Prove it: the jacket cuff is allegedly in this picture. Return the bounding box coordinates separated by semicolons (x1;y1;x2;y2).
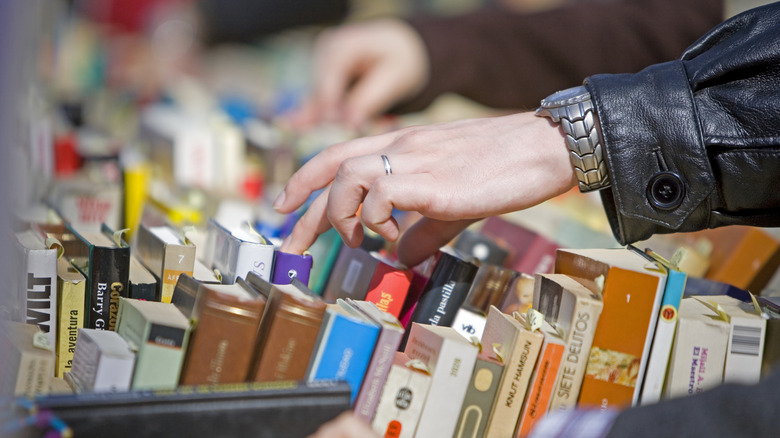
586;60;715;244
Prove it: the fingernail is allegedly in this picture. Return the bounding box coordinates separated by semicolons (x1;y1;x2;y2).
273;190;286;211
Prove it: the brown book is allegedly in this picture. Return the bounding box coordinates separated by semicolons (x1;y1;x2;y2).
179;280;267;385
249;281;327;382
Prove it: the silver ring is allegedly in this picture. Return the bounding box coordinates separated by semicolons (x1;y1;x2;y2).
381;155;392;175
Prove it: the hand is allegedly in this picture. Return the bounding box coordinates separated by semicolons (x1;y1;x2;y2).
307;412;380;438
290;18;429;129
275;112;577;267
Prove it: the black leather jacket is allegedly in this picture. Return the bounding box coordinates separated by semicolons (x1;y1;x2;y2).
587;2;780;245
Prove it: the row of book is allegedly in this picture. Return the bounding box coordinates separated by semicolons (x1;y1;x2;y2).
6;221;780;437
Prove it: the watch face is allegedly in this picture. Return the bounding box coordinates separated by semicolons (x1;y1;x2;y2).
542;85;590;107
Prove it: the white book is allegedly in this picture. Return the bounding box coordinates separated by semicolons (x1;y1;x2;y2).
204;219;275;284
15;228;59;350
403;323;479;438
697;295;766;385
68;328;135;393
663;298;729;399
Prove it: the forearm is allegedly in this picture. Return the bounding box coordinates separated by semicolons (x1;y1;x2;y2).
589;2;780;244
396;0;722;112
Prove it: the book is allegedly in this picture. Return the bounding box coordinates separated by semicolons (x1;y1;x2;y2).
0;321;55;397
532;273;603;411
14;227;59;350
67;328;135;393
67;223;131;331
115;298;191;390
453;228;510;266
170;273;208;320
554;247;667;408
698;226;780;292
453;351;504;438
402;247;479;348
515;317;566;438
55;257;86;378
697;294;766;385
756;296;780;377
323;246;412;318
498;272;535;316
662;298;729;399
452;264;519;340
272;250;313;286
341;299;405;423
403;323;480;438
127;255;158;301
249;281;327;382
307;228;343;296
133;223;196;303
35;380;352;438
180;281;267;385
306;302;381;403
639;261;687;406
371;352;432;438
481;307;544;438
202;218;275;284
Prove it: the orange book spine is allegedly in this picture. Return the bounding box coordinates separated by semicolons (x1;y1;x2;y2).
516;342;564;438
364;265;412;319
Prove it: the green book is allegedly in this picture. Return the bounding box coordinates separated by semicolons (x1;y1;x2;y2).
116;298;190;390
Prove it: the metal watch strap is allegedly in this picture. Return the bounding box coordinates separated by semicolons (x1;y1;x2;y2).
536;88;610;192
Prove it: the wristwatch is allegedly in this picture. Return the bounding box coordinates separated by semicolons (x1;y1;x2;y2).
536;85;610;192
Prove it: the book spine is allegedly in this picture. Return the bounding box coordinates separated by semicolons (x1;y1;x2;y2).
233;241;275;284
23;248;58;352
352;327;404;422
364;266;411;319
639;269;686;405
664;313;728;399
453;358;503;438
549;299;603;411
87;246;130;331
484;332;542;438
307;313;380;403
56;276;86;378
516;342;564;437
272;251;313;286
371;359;432;438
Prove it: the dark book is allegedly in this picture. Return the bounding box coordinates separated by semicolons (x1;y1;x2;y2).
33;380;351;438
128;255;157;301
67;224;131;330
453;228;510;266
401;247;478;349
180;281;267;385
249;281;327;382
171;274;207;320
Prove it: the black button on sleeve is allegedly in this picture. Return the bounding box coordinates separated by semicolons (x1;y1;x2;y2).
647;172;685;210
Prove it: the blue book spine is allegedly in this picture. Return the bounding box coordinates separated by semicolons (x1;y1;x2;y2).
309;312;380;403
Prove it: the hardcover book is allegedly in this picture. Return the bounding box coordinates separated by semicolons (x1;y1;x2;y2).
180;281;267;385
67;328;135;393
453;352;504;438
115;298;191;390
515;317;566;438
533;273;603;411
371;352;432;438
554;247;667;408
14;227;59;349
202;218;275;284
67;224;131;331
323;246;412;318
306;302;381;403
403;323;480;438
663;298;729;399
134;223;196;303
249;281;327;382
341;299;405;422
0;321;56;397
698;294;766;385
35;380;351;438
482;307;543;438
55;257;86;378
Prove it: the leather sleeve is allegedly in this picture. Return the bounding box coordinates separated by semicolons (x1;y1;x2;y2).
587;2;780;244
396;0;722;113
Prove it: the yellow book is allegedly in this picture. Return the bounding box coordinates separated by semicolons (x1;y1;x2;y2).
56;257;86;378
